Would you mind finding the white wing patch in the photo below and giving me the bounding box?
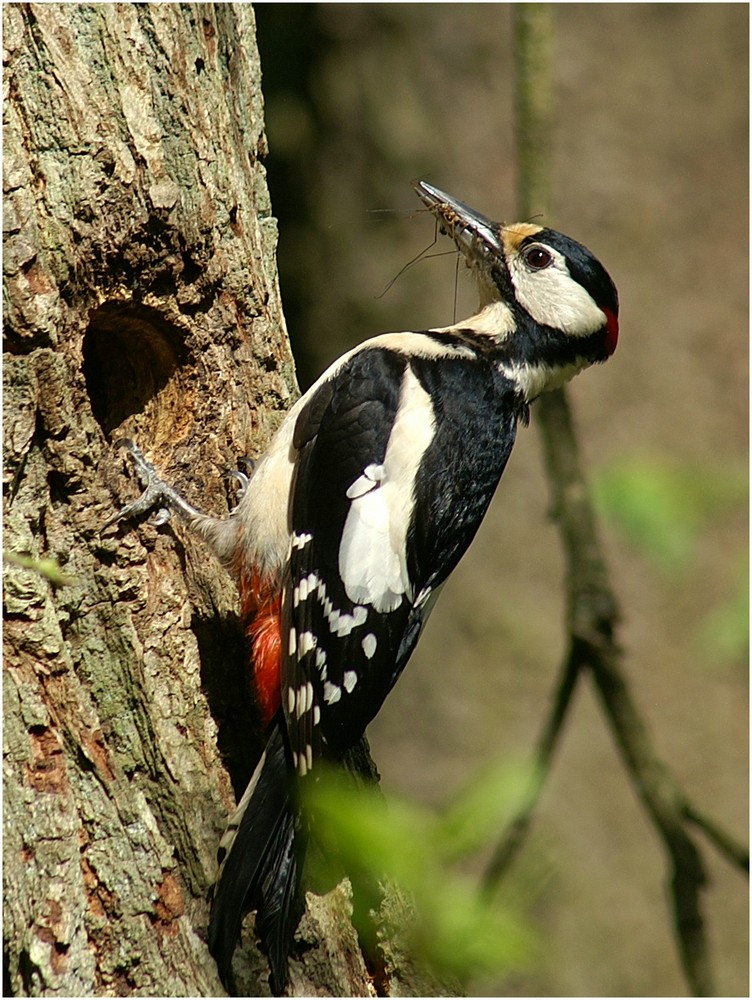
[293,571,368,636]
[361,633,377,659]
[338,364,435,614]
[323,681,342,705]
[346,463,384,499]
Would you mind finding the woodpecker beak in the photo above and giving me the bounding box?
[414,181,504,258]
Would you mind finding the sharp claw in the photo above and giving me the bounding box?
[225,458,255,511]
[225,469,250,490]
[104,439,197,530]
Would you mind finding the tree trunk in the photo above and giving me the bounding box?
[3,5,398,996]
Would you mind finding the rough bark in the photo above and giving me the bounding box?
[3,5,397,996]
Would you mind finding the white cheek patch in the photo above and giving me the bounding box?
[338,365,435,614]
[510,252,605,337]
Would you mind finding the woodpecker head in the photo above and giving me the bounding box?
[415,181,619,398]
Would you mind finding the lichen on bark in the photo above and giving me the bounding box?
[3,5,293,995]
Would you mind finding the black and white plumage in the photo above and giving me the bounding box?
[113,181,618,994]
[286,342,523,760]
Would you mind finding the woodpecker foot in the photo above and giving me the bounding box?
[105,438,199,529]
[225,457,255,511]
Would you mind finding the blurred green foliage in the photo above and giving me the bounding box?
[593,455,748,662]
[695,555,749,663]
[3,550,77,588]
[593,456,746,572]
[304,758,538,985]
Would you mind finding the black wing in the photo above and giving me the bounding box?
[282,343,520,766]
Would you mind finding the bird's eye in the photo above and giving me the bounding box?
[522,245,554,270]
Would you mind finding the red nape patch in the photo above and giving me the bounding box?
[604,307,619,356]
[240,570,282,727]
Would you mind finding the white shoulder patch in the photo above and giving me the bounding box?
[338,364,435,614]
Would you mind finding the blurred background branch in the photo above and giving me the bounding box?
[480,7,747,998]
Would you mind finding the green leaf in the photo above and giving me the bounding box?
[303,764,536,983]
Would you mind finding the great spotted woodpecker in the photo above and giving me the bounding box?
[112,181,618,993]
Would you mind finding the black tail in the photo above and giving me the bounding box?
[208,715,302,995]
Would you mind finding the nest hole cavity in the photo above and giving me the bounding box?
[83,302,190,437]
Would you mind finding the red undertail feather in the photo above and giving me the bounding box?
[240,569,282,726]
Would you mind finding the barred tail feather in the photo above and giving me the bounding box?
[208,715,302,995]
